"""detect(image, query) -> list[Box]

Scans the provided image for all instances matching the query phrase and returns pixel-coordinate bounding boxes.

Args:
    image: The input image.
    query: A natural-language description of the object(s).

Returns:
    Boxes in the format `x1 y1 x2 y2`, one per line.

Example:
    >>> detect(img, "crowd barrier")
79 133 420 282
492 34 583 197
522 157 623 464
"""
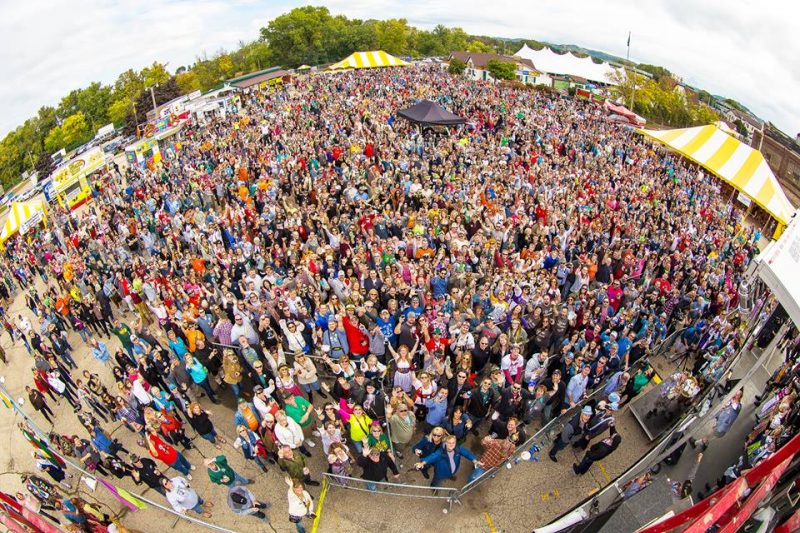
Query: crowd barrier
0 380 237 533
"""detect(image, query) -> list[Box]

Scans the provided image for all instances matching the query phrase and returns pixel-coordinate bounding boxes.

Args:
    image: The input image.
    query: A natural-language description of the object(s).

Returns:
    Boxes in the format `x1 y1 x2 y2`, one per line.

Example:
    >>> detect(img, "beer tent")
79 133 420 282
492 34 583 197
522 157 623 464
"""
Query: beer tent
328 50 409 70
0 200 48 245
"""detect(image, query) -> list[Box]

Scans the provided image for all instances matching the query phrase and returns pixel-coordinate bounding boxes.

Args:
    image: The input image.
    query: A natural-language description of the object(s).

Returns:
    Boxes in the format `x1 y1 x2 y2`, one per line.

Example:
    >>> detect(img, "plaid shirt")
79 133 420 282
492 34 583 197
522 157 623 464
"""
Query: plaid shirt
479 437 516 469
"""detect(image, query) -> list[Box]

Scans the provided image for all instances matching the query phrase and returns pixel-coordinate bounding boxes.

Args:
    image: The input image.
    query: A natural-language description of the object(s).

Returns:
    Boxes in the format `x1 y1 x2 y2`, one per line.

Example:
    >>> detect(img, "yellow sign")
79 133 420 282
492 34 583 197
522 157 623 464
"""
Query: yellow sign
51 147 106 186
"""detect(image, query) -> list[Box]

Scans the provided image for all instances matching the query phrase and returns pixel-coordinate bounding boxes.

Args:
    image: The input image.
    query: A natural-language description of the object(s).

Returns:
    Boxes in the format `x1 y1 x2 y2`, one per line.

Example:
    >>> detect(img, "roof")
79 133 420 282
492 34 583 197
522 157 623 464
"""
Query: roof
638 124 795 225
230 70 292 89
0 200 47 244
397 100 466 126
449 51 537 72
329 51 409 70
225 66 282 85
515 44 621 85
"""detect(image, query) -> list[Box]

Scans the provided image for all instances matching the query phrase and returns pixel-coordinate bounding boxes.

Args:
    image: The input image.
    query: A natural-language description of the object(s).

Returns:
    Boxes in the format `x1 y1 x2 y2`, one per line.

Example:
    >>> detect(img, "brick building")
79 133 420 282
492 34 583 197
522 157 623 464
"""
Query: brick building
752 124 800 206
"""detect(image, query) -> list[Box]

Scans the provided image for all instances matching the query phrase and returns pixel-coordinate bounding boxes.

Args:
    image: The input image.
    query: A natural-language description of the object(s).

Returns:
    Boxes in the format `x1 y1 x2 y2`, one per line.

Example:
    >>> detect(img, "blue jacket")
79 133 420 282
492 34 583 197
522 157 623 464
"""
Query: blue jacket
323 328 349 359
422 444 477 480
412 436 439 458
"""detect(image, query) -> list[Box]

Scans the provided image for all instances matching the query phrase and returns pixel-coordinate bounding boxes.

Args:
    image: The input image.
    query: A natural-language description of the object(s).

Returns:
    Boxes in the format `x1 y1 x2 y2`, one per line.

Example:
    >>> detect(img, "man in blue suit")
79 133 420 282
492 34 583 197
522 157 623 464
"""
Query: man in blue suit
414 435 481 487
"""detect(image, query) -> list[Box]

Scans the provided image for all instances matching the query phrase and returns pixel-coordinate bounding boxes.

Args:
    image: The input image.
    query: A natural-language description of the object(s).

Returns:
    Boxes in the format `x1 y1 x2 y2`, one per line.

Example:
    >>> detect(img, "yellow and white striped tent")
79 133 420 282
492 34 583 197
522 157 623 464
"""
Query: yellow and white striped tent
328 50 409 70
638 124 794 226
0 199 48 244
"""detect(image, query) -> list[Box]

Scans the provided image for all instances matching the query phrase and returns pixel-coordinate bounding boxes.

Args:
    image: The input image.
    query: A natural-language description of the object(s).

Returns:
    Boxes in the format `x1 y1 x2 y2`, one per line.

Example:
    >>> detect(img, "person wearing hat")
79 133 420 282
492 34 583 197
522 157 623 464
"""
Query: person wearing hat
573 422 622 475
549 406 593 462
576 400 618 449
205 455 251 487
227 484 271 523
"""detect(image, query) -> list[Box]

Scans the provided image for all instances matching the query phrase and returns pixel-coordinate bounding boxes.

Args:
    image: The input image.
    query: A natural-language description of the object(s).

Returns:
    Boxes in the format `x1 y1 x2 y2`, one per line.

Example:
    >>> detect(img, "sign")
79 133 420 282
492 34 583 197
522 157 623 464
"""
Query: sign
50 147 105 187
19 210 43 235
736 191 752 207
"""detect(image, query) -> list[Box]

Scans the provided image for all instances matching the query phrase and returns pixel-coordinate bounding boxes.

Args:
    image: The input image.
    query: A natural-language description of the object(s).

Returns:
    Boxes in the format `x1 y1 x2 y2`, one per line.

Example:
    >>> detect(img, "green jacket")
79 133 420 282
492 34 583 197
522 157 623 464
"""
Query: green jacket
207 455 236 485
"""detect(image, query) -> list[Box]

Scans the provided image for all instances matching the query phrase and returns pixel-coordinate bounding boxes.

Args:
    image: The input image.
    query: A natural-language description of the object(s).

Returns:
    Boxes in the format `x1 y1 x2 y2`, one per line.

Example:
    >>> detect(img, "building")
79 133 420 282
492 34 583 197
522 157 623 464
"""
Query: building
752 123 800 205
224 67 293 91
447 52 544 84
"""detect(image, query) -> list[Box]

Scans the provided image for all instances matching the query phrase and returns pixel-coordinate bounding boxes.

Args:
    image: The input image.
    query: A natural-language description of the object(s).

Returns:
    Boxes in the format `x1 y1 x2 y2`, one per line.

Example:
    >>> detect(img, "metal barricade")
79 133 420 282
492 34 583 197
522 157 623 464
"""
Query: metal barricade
321 473 459 510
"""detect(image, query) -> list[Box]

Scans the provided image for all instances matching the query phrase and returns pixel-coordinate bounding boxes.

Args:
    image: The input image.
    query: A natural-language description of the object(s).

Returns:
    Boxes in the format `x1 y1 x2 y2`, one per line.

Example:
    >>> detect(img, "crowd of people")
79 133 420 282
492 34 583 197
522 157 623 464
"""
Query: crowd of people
0 63 766 532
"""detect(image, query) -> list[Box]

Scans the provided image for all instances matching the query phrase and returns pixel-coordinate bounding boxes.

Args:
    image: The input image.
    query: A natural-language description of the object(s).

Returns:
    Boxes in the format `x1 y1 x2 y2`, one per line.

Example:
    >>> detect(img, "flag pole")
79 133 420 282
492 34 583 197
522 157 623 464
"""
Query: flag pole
627 32 636 113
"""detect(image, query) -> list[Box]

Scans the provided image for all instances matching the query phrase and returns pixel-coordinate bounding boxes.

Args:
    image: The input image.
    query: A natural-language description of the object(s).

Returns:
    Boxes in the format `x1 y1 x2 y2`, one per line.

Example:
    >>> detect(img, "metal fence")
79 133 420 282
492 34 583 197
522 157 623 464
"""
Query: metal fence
0 379 237 533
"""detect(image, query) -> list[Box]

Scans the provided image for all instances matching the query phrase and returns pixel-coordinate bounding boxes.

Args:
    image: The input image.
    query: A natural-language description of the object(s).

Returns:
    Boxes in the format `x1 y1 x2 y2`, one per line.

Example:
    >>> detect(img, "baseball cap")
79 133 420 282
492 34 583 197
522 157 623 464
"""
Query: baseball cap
581 406 593 416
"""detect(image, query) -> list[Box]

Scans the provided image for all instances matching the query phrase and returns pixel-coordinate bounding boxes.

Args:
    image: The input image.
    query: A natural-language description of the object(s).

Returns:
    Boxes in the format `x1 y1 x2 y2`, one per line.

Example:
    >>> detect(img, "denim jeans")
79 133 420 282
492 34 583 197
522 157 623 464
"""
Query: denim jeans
190 497 205 514
199 430 217 443
171 452 192 475
232 471 252 485
196 378 218 401
468 466 487 483
229 383 242 398
294 520 307 533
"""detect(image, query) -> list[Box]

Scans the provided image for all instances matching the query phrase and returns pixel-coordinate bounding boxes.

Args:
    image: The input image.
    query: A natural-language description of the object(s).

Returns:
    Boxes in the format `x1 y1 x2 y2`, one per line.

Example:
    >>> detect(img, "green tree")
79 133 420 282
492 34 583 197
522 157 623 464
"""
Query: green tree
374 19 410 56
638 63 671 82
141 62 171 88
467 40 493 53
485 60 516 80
260 6 335 67
734 118 748 137
108 97 134 127
448 58 466 75
114 69 145 101
176 71 201 94
46 112 92 151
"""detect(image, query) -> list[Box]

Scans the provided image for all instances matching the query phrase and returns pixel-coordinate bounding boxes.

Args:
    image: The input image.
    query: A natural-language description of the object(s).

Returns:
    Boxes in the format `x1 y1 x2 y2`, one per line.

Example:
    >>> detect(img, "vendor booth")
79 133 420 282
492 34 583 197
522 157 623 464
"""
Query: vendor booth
48 147 107 210
0 199 48 246
125 115 185 169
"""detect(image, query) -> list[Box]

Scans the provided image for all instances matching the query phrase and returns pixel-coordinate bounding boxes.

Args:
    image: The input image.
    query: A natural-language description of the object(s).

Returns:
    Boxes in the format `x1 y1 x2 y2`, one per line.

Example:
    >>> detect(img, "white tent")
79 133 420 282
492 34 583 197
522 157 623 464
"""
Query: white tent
515 44 622 85
757 212 800 326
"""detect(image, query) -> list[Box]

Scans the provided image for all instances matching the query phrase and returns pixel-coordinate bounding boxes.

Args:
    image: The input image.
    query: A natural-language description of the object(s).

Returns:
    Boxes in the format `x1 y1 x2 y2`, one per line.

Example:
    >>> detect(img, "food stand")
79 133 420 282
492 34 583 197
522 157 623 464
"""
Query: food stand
125 115 185 170
47 147 107 210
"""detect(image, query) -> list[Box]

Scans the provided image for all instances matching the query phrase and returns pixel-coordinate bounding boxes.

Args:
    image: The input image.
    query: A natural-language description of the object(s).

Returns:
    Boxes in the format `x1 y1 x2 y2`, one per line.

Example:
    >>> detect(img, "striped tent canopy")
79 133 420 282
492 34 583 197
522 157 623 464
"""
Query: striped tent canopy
638 124 794 225
0 200 48 244
329 50 409 70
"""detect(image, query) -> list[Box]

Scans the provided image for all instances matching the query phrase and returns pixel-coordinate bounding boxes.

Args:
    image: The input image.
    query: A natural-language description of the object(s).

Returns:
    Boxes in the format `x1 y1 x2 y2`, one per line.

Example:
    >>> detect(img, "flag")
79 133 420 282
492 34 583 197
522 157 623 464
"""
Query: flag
0 389 12 410
627 32 631 47
98 479 148 511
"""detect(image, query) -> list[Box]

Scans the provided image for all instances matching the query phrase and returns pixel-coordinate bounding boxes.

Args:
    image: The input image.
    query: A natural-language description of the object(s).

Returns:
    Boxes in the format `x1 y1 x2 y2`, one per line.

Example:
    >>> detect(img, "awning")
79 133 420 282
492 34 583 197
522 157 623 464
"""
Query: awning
397 100 465 126
638 125 794 225
0 200 48 244
329 50 409 70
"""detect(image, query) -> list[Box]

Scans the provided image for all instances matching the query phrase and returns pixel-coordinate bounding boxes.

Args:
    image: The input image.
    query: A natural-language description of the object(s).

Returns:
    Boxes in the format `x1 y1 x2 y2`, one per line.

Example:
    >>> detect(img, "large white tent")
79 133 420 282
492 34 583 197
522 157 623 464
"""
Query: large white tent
515 44 622 85
757 211 800 326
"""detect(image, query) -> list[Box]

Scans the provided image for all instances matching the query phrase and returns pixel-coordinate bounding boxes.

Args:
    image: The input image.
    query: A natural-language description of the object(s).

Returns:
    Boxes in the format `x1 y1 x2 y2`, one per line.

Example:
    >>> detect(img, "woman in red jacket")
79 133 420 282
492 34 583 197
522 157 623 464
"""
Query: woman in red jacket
146 429 195 478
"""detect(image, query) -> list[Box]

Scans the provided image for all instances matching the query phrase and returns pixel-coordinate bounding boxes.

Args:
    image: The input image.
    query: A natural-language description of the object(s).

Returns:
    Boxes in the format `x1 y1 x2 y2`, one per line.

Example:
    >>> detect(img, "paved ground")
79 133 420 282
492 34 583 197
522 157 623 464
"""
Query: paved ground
0 275 678 533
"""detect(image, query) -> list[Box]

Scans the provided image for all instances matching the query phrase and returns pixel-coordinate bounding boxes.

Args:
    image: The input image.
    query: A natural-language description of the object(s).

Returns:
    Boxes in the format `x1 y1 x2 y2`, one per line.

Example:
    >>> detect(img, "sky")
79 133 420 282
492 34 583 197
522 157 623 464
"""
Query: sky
1 0 799 139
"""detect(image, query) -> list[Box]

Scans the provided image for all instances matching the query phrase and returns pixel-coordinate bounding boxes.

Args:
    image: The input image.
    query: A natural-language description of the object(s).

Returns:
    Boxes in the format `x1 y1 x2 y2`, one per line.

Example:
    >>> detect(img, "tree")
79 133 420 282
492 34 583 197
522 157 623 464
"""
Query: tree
448 58 466 75
734 118 749 137
638 63 671 82
141 62 171 88
108 97 134 127
47 112 92 151
176 71 201 94
260 6 335 67
114 69 145 101
374 19 410 56
467 40 493 53
485 60 516 80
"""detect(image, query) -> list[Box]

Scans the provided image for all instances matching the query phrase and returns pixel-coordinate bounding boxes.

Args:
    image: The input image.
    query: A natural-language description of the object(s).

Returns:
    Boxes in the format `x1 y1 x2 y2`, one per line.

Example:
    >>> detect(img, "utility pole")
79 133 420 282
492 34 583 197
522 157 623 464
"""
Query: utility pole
149 85 158 115
626 31 636 112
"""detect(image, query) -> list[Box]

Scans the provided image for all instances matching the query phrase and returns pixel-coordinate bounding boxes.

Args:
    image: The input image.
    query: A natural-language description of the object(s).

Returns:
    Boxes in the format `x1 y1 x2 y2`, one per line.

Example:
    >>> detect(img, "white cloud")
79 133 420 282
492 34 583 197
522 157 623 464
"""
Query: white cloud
1 0 799 140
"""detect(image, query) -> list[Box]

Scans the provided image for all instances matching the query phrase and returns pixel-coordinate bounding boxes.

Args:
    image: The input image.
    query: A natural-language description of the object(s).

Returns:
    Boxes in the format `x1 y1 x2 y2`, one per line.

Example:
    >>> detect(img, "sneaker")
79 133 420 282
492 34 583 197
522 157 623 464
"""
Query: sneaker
306 479 321 486
187 474 193 481
304 439 316 448
190 465 196 470
312 430 321 438
572 464 579 475
549 454 557 463
421 469 430 479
